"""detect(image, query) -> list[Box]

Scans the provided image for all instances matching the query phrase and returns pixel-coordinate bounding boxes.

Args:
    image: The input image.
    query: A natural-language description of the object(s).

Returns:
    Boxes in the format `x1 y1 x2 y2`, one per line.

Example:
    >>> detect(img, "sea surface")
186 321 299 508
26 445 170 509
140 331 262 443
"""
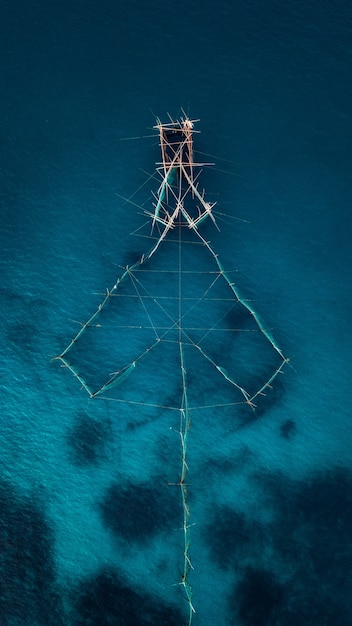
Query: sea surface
1 1 352 624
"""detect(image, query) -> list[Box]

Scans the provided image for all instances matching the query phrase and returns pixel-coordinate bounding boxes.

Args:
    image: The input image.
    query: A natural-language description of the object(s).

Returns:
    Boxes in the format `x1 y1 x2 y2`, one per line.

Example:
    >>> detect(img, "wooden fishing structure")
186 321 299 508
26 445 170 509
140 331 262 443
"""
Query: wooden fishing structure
54 114 288 625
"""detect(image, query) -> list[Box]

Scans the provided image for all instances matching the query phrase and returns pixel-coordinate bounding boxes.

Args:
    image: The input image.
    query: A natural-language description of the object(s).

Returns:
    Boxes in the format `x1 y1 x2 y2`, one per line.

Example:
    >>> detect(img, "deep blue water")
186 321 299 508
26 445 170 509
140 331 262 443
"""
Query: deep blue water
1 1 352 624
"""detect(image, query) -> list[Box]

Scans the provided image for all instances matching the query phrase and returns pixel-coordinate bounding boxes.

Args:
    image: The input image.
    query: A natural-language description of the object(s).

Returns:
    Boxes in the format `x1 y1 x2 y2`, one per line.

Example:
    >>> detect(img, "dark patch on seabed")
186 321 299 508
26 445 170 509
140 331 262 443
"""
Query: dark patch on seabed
0 480 64 625
70 567 184 626
233 567 285 626
2 287 48 361
66 410 113 466
279 418 296 439
99 479 182 545
203 466 352 625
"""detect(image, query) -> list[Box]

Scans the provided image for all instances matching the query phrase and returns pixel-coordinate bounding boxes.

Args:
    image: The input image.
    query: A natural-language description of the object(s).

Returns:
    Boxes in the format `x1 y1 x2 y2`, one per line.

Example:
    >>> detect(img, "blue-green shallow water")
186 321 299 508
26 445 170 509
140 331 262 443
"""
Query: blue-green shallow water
1 1 352 624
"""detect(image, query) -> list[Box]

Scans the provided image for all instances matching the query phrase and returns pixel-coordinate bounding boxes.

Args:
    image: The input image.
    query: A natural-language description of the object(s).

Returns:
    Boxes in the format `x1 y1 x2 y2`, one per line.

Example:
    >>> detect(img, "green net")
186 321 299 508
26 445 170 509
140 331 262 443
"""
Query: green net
55 116 288 623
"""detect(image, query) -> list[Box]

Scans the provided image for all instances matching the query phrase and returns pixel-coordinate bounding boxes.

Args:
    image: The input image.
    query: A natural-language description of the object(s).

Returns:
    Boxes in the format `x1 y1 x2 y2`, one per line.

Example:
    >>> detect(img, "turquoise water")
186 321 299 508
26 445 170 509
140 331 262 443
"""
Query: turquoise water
1 1 352 624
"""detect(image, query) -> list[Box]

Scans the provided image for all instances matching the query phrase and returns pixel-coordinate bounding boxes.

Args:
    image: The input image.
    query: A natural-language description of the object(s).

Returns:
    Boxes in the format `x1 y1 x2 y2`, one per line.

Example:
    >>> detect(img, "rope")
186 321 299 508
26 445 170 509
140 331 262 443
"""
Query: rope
54 116 288 624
